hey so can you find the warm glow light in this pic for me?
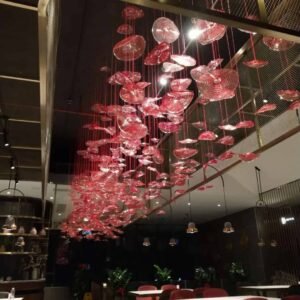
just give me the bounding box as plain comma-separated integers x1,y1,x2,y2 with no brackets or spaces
223,221,234,233
159,76,168,86
187,27,202,40
102,283,107,288
186,222,198,234
280,216,295,225
142,237,151,247
217,203,221,207
263,99,268,103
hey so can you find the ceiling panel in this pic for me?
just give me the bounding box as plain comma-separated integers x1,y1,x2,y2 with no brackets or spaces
0,4,39,78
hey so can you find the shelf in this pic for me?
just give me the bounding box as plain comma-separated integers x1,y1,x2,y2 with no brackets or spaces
0,252,48,256
0,279,46,284
0,215,42,220
0,233,48,238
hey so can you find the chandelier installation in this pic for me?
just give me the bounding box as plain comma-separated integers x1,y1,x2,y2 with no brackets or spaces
60,4,299,240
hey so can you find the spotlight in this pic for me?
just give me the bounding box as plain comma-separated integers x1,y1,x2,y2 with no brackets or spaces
187,27,202,40
10,160,15,170
217,203,221,207
3,130,10,147
158,75,169,86
263,99,268,103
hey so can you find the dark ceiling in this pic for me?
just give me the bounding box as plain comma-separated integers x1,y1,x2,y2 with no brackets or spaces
49,0,251,181
0,0,41,182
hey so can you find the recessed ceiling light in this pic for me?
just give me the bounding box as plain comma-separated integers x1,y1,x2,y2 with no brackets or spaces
187,27,201,40
50,196,54,200
217,203,221,207
155,201,159,205
187,202,191,206
58,213,62,216
263,99,268,103
7,191,11,195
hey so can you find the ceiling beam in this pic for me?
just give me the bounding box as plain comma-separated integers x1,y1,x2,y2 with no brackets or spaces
0,0,37,11
0,75,39,83
11,146,41,151
120,0,300,43
38,0,59,216
8,118,40,124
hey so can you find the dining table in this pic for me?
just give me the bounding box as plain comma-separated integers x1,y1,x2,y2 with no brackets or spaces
128,289,163,299
184,296,280,300
239,285,290,296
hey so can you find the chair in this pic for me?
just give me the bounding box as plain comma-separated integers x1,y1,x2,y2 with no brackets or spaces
137,285,158,300
244,298,268,300
202,288,228,298
170,289,196,300
0,292,9,299
161,284,177,291
194,287,208,297
288,285,300,296
159,289,174,300
283,297,300,300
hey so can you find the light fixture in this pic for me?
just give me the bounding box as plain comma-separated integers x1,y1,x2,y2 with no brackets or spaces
280,216,295,225
186,222,198,234
10,159,15,170
50,196,54,200
186,181,198,234
169,237,177,247
142,237,151,247
257,237,265,247
187,27,202,40
3,129,10,147
159,76,168,86
223,221,235,233
263,99,268,103
221,172,234,234
169,203,178,246
217,203,221,207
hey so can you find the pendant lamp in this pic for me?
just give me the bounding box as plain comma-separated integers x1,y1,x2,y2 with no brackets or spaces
186,181,198,234
142,237,151,247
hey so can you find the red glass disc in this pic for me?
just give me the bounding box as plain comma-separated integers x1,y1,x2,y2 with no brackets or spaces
194,68,239,101
173,148,198,159
277,90,300,101
179,138,197,145
162,62,184,73
263,36,294,51
219,151,235,161
152,17,180,44
216,135,235,145
170,78,192,92
243,59,269,68
256,103,277,114
235,120,255,129
108,71,141,85
239,152,258,162
171,54,196,67
198,131,217,141
289,100,300,110
192,18,226,45
117,24,134,35
218,124,237,131
122,6,144,20
113,35,146,61
119,82,151,104
144,42,171,65
158,122,180,133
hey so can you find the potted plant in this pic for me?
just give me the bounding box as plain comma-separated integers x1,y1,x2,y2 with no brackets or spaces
107,267,132,299
195,266,216,286
153,264,172,285
228,262,246,282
